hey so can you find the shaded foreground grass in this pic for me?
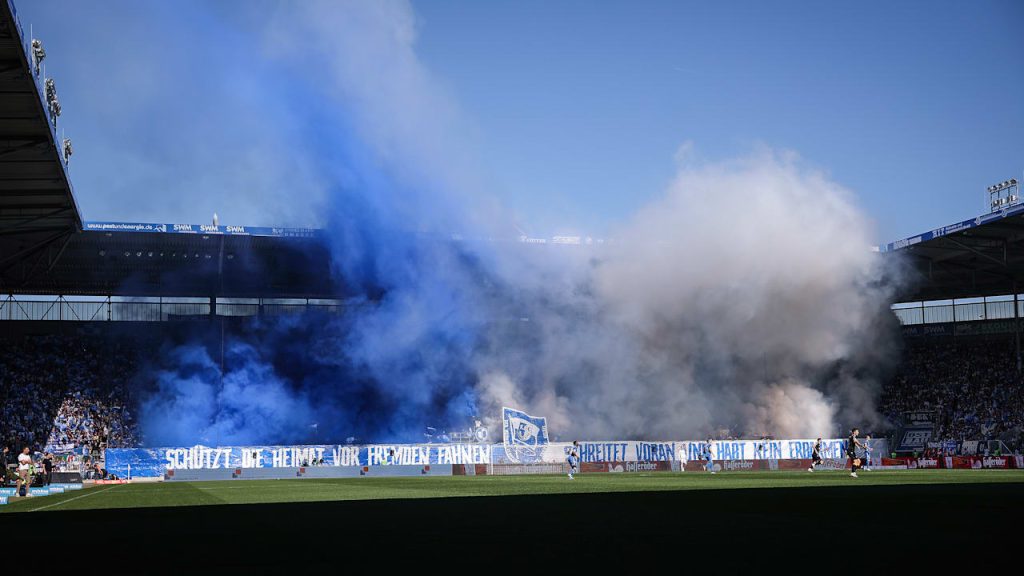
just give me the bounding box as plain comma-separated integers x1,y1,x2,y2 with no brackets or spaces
3,469,1022,513
1,470,1021,572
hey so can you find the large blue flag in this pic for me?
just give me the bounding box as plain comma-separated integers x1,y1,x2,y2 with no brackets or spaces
502,407,549,448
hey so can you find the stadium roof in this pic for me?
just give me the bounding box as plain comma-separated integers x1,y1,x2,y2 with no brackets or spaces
0,0,82,289
6,0,1021,305
882,202,1024,302
5,222,337,298
0,2,337,300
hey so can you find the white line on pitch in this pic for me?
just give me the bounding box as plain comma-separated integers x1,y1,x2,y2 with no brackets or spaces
27,484,121,512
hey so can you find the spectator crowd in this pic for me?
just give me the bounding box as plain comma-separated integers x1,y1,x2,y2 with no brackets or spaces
3,330,1024,456
1,333,140,455
880,337,1024,448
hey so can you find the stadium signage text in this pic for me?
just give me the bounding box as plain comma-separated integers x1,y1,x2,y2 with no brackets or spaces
881,202,1024,252
85,221,319,238
108,443,497,477
164,446,233,470
107,438,857,478
679,439,848,462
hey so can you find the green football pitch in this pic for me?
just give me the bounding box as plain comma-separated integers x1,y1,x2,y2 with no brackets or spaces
4,469,1023,513
3,470,1023,570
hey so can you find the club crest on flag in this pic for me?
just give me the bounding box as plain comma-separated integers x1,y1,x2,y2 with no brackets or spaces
502,407,549,463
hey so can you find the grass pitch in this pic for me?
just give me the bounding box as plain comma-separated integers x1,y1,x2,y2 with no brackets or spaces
3,469,1023,513
2,470,1022,570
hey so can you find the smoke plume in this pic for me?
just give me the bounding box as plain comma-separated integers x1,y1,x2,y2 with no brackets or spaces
128,1,901,444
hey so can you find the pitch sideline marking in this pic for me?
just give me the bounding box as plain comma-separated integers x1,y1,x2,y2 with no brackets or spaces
27,484,121,512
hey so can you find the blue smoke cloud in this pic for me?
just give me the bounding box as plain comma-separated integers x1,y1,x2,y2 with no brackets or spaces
121,0,507,445
140,342,314,446
19,0,505,446
138,297,487,446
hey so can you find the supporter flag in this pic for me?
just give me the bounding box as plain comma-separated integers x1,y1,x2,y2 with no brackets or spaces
502,407,549,449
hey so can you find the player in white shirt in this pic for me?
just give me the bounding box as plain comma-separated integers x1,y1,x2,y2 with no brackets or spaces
863,435,873,471
678,444,689,472
567,441,579,479
17,447,32,495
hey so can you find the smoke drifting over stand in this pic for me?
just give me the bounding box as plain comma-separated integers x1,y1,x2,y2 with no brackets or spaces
140,149,900,444
119,1,903,445
470,150,901,439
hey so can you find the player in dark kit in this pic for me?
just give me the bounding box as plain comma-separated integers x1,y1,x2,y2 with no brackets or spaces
704,437,715,474
807,438,823,472
847,428,866,478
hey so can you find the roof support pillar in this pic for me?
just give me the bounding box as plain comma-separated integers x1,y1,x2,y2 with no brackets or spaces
1015,283,1021,375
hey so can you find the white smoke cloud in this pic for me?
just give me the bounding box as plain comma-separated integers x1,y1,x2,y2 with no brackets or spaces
472,150,896,439
740,380,835,440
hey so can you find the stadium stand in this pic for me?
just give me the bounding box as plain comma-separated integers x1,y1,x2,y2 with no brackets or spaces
0,331,140,454
2,322,1023,456
2,0,1023,462
882,334,1024,452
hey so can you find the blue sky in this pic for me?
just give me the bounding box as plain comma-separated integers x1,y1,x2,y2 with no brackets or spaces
17,0,1024,243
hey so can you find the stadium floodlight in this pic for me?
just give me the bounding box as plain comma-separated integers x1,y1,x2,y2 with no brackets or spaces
43,78,61,125
31,39,45,76
991,179,1019,192
989,177,1022,213
47,98,61,125
62,138,72,164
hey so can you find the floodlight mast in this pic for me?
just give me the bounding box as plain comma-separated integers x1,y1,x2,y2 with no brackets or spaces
988,178,1020,213
983,177,1024,371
